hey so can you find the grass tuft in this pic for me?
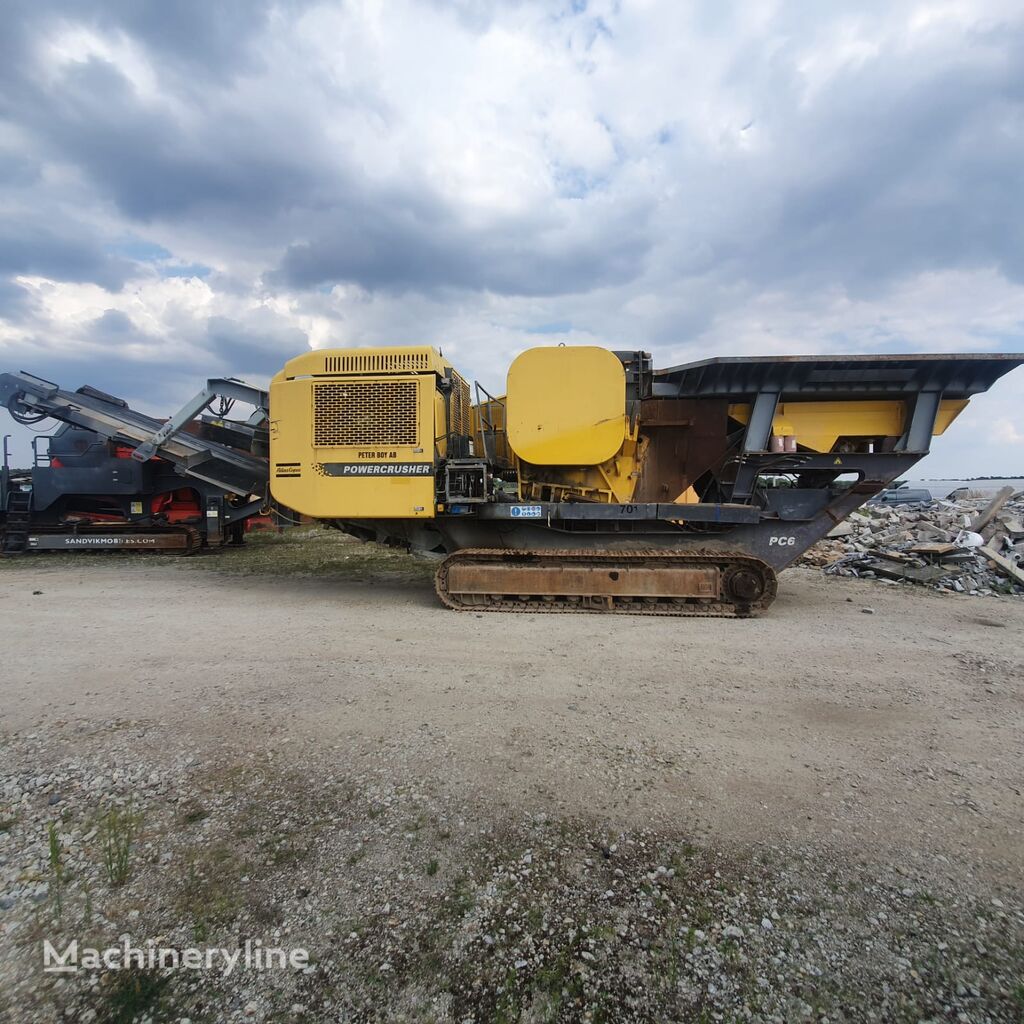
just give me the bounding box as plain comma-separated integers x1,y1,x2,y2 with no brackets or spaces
95,967,173,1024
101,800,141,887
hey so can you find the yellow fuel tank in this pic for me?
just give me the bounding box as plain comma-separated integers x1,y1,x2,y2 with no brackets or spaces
506,346,627,465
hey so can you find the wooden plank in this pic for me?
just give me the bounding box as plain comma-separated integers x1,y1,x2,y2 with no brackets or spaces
874,550,912,563
979,544,1024,586
970,486,1015,532
910,542,957,556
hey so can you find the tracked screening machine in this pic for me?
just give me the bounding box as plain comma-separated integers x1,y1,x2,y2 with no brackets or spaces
268,345,1022,616
0,373,270,554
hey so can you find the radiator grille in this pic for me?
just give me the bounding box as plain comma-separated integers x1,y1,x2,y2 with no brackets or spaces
313,381,418,447
324,352,431,375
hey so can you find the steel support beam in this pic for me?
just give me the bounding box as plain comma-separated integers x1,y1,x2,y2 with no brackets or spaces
475,501,762,525
224,497,266,525
132,379,269,463
895,389,942,453
730,388,779,500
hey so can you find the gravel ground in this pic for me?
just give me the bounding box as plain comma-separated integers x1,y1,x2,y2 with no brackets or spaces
1,531,1022,1022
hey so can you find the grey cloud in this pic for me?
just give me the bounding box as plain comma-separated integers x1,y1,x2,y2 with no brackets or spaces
674,24,1024,296
0,219,132,291
275,191,654,296
0,278,33,319
78,0,278,74
16,58,320,222
1,1,651,298
0,0,281,88
88,309,139,338
0,152,41,189
0,309,301,416
420,0,530,32
0,335,201,411
205,315,308,376
2,2,1022,309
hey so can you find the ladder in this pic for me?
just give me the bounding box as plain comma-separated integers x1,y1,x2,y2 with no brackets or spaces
2,487,31,552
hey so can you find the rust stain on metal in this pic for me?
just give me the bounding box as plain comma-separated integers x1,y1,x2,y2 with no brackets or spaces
445,563,720,598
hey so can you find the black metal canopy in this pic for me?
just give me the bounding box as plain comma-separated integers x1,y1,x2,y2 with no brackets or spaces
653,353,1024,401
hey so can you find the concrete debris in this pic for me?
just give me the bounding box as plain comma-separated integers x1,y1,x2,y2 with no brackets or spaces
803,490,1024,596
979,544,1024,587
969,485,1015,532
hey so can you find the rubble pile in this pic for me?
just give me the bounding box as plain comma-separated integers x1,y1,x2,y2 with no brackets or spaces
802,486,1024,596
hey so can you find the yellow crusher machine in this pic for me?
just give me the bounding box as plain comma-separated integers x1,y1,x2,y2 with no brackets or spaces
268,345,1022,617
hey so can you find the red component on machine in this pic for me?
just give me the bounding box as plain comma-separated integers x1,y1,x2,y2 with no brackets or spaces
64,511,124,523
151,489,202,523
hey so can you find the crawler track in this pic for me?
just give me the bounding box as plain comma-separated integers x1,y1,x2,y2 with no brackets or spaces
435,548,777,617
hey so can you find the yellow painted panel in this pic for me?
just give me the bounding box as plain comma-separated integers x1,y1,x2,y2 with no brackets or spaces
933,399,968,434
727,398,969,453
506,347,627,465
518,429,644,504
269,374,435,519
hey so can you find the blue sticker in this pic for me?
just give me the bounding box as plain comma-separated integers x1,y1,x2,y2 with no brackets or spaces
509,505,543,518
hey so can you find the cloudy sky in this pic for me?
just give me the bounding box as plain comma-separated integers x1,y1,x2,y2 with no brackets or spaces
2,0,1023,475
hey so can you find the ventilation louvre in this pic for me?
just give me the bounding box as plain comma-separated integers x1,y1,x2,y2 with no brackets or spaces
324,352,431,375
450,373,470,437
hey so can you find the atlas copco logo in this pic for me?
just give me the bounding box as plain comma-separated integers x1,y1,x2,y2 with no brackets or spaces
42,938,309,977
